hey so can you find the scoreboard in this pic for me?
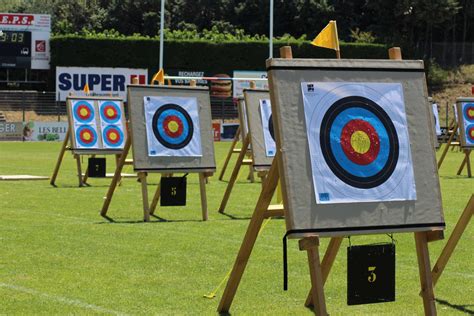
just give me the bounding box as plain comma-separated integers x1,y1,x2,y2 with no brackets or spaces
0,13,51,69
0,30,32,68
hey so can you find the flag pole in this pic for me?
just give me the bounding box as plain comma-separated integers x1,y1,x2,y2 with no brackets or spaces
159,0,165,70
332,20,341,59
269,0,274,58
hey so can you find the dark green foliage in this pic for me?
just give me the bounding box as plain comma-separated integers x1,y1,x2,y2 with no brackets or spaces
51,36,387,75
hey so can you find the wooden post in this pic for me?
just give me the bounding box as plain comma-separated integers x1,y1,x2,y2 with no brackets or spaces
464,149,472,177
100,135,132,217
414,232,437,315
138,172,150,222
199,173,208,221
74,154,84,187
217,156,280,313
218,126,241,181
82,154,96,185
388,47,402,60
280,46,293,59
299,237,328,316
438,123,458,169
218,134,250,213
149,177,163,216
431,194,473,288
50,128,71,186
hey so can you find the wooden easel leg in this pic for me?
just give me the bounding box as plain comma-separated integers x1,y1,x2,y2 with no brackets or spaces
456,155,467,175
100,136,131,217
300,237,328,316
199,173,208,221
219,127,241,181
74,154,84,187
138,172,150,222
465,150,471,177
437,125,457,169
217,158,280,313
247,154,255,183
431,195,473,288
414,232,437,316
50,128,70,186
149,179,162,216
305,237,343,307
218,135,250,213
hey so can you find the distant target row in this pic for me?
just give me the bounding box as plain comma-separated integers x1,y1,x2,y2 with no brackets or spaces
432,100,474,147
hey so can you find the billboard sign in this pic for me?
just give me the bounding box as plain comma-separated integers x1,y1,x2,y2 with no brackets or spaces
56,67,148,101
0,13,51,69
233,70,269,98
0,122,23,140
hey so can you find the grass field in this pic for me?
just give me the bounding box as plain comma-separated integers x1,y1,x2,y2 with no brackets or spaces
0,141,472,315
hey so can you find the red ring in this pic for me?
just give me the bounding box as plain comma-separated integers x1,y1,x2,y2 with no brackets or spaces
106,128,121,144
163,115,183,137
76,105,92,120
340,119,380,165
103,105,118,120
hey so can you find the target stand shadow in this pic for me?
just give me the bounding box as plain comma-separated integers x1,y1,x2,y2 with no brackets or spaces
218,88,279,214
217,46,447,316
100,80,216,222
50,95,128,187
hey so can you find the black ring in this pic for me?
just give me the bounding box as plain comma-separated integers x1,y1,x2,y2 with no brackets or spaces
152,104,194,150
319,96,399,189
268,114,275,141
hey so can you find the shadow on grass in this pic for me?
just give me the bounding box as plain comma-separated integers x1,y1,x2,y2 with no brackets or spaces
96,213,203,224
217,211,252,220
436,298,474,314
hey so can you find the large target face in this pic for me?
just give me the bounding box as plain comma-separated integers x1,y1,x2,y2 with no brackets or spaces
75,125,98,148
259,99,276,157
100,101,122,124
144,96,202,157
461,102,474,146
302,82,416,204
73,101,95,124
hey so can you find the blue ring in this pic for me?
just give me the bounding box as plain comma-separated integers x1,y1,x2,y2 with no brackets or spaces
329,107,389,177
73,101,95,124
156,109,190,145
75,125,98,147
100,101,122,124
102,125,124,147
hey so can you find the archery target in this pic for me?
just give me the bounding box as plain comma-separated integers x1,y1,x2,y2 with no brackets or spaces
259,99,276,157
99,101,122,124
75,125,98,148
72,100,95,124
144,96,202,157
301,82,416,204
102,125,125,148
461,102,474,146
432,103,441,136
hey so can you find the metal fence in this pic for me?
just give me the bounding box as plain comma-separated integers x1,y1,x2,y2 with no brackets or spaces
0,90,239,122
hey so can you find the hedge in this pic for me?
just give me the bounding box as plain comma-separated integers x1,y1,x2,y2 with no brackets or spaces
51,36,389,76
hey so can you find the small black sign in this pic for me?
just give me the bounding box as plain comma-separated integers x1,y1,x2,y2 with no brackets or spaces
160,176,187,206
87,158,106,178
347,243,395,305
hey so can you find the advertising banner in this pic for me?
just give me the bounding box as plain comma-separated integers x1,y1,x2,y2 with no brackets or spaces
0,122,23,140
56,66,148,101
233,70,269,98
23,121,68,141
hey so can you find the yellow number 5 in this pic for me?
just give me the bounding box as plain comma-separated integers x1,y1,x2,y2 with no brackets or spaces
171,187,177,196
368,266,376,283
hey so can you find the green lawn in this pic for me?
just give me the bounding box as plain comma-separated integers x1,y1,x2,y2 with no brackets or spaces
0,141,472,315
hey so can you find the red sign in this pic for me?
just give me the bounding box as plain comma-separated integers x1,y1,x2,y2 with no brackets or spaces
35,40,45,52
0,14,34,25
130,74,146,84
212,122,221,141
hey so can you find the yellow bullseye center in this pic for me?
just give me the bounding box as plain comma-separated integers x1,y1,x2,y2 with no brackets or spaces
107,108,115,116
80,108,88,117
109,132,117,140
168,121,179,133
469,109,474,117
351,131,371,154
83,132,91,141
470,129,474,137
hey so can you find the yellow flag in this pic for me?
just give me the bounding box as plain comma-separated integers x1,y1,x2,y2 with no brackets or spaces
83,83,90,94
311,20,340,51
151,68,165,85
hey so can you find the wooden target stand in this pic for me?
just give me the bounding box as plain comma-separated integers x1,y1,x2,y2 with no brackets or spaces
50,94,125,187
217,46,444,315
437,122,472,177
218,83,257,183
100,79,211,222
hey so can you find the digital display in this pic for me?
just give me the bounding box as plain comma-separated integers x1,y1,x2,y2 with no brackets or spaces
0,31,27,43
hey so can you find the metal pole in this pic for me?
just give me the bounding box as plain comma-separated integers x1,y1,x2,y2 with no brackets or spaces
269,0,274,58
159,0,165,70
